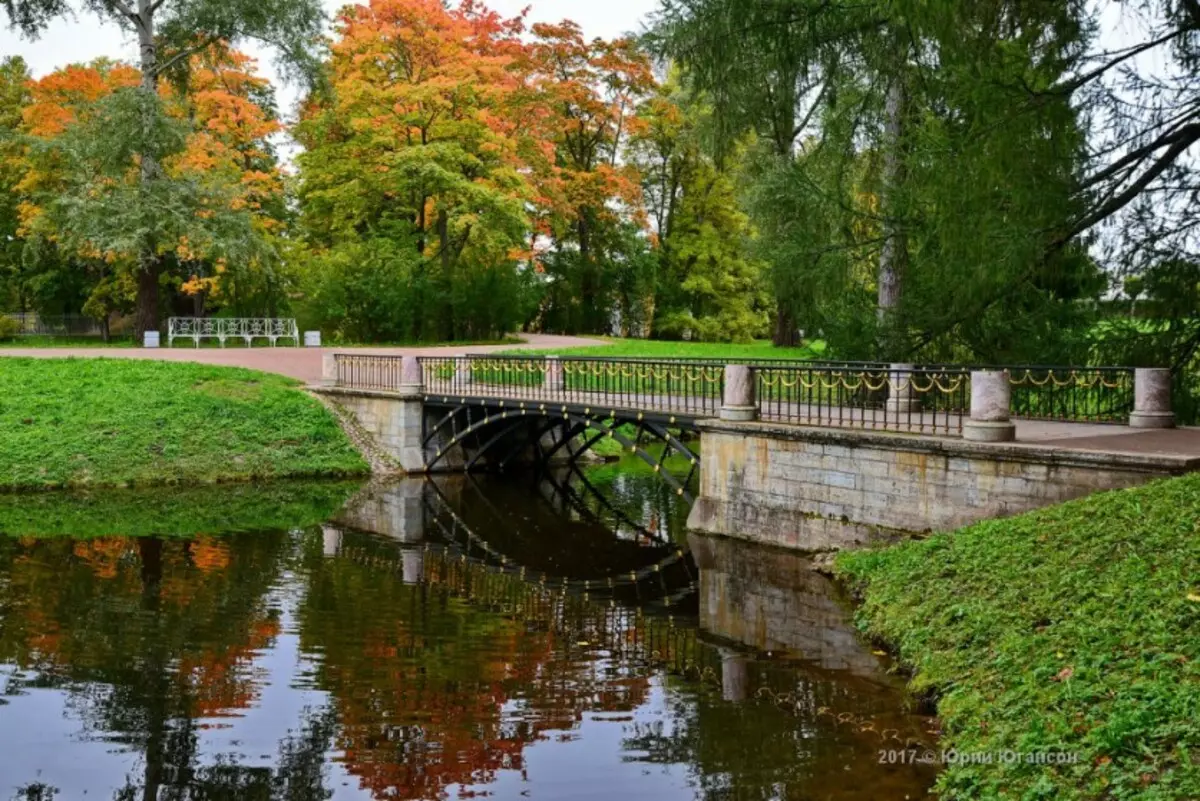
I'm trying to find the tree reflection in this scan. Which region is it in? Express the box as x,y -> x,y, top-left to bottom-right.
0,531 -> 335,799
295,529 -> 704,800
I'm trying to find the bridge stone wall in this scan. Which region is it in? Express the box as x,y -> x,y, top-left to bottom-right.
688,420 -> 1191,552
689,533 -> 894,680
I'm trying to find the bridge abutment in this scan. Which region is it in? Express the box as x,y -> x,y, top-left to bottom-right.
687,419 -> 1193,552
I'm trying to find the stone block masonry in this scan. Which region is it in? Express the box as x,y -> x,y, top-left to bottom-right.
315,387 -> 432,472
688,420 -> 1200,552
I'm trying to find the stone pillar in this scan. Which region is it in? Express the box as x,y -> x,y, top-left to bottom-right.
321,525 -> 342,557
545,356 -> 564,393
884,363 -> 921,415
321,353 -> 338,387
720,364 -> 758,422
399,355 -> 424,394
963,370 -> 1016,442
1130,368 -> 1174,429
720,650 -> 749,702
401,548 -> 425,586
455,357 -> 473,390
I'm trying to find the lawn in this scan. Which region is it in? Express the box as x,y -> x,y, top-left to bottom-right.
0,358 -> 368,490
837,473 -> 1200,800
497,336 -> 827,361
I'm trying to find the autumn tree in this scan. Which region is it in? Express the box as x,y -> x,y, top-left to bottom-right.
522,21 -> 654,334
16,50 -> 289,333
296,0 -> 536,342
1,0 -> 323,339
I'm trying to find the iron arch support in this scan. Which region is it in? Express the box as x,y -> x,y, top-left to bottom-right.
463,417 -> 541,472
559,415 -> 695,504
424,406 -> 539,472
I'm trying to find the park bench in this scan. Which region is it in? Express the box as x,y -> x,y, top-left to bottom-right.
167,317 -> 300,348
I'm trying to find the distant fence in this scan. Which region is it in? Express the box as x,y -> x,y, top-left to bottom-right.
2,313 -> 104,337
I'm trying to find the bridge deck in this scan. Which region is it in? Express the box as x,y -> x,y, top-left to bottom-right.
425,383 -> 1200,463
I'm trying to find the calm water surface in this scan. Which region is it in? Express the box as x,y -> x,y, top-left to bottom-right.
0,462 -> 938,800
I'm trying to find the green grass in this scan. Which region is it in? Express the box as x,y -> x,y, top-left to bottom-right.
497,336 -> 827,360
0,479 -> 362,537
0,335 -> 138,348
0,358 -> 368,490
836,474 -> 1200,800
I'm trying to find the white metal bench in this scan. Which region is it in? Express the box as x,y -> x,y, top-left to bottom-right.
168,317 -> 300,348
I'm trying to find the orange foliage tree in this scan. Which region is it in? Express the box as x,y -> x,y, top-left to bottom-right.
16,49 -> 286,325
296,0 -> 538,341
520,21 -> 653,332
295,0 -> 657,341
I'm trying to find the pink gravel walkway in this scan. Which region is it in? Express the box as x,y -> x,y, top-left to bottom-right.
0,333 -> 607,384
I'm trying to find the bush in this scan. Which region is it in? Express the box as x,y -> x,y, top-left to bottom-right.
0,316 -> 20,341
296,240 -> 533,344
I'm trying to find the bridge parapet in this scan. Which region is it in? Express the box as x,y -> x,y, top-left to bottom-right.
321,352 -> 1168,438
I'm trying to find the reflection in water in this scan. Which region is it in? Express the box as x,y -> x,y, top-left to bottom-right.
0,464 -> 937,800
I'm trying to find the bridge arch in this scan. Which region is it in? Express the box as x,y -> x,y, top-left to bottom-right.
420,399 -> 700,501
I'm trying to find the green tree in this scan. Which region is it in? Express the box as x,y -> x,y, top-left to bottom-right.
650,0 -> 1106,361
0,56 -> 30,311
628,81 -> 768,342
1,0 -> 324,339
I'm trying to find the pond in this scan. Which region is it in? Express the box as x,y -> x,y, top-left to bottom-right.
0,460 -> 938,800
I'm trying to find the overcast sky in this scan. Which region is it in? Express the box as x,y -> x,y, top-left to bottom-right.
0,0 -> 661,117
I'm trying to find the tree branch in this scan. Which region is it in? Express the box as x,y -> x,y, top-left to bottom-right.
1065,124 -> 1200,243
1056,27 -> 1191,95
1079,121 -> 1200,191
152,35 -> 221,77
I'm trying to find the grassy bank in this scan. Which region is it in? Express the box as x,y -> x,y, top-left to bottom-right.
0,358 -> 368,490
837,474 -> 1200,800
498,337 -> 827,360
0,480 -> 362,537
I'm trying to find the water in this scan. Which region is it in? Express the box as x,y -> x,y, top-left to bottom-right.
0,462 -> 938,800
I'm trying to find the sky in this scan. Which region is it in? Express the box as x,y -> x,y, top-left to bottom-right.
0,0 -> 661,118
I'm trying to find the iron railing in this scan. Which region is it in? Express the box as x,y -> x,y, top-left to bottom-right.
1006,367 -> 1134,422
331,354 -> 1142,431
421,356 -> 725,418
334,354 -> 409,391
757,365 -> 972,435
2,313 -> 104,336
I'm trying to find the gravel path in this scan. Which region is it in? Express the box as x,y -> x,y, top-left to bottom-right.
0,333 -> 608,384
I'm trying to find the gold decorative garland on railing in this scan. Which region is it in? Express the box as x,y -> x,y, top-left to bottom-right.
561,361 -> 723,382
757,370 -> 967,395
1008,369 -> 1129,389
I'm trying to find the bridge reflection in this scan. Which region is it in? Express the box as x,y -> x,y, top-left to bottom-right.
329,470 -> 698,609
315,473 -> 938,799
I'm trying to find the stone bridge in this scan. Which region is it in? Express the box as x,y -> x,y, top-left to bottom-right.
314,353 -> 1200,552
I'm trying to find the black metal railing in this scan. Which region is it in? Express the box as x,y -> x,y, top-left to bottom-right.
1006,367 -> 1134,422
3,312 -> 104,336
421,356 -> 725,418
756,365 -> 972,435
333,354 -> 408,391
330,353 -> 1143,432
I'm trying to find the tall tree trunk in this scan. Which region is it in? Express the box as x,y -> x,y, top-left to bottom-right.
437,209 -> 453,339
772,307 -> 798,347
877,72 -> 908,356
577,214 -> 598,334
133,0 -> 160,343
